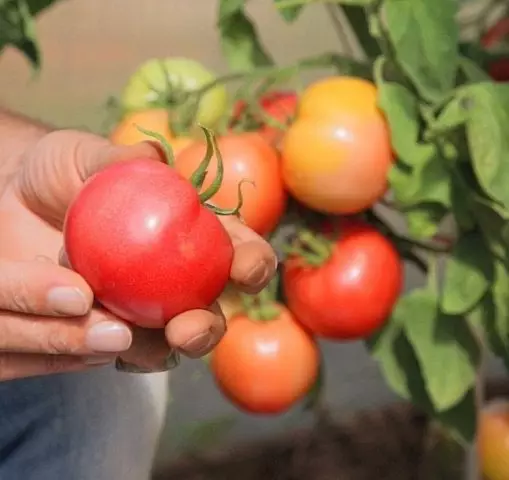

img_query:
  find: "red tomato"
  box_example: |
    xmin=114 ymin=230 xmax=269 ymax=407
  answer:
xmin=481 ymin=17 xmax=509 ymax=49
xmin=64 ymin=159 xmax=233 ymax=329
xmin=210 ymin=304 xmax=320 ymax=414
xmin=175 ymin=133 xmax=287 ymax=236
xmin=232 ymin=91 xmax=298 ymax=146
xmin=488 ymin=59 xmax=509 ymax=82
xmin=283 ymin=218 xmax=403 ymax=340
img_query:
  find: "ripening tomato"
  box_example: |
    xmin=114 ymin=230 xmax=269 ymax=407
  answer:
xmin=232 ymin=91 xmax=298 ymax=146
xmin=175 ymin=133 xmax=287 ymax=236
xmin=488 ymin=59 xmax=509 ymax=82
xmin=210 ymin=304 xmax=320 ymax=414
xmin=479 ymin=401 xmax=509 ymax=480
xmin=481 ymin=17 xmax=509 ymax=49
xmin=110 ymin=109 xmax=173 ymax=146
xmin=64 ymin=159 xmax=233 ymax=329
xmin=281 ymin=77 xmax=393 ymax=214
xmin=121 ymin=58 xmax=228 ymax=128
xmin=283 ymin=218 xmax=402 ymax=340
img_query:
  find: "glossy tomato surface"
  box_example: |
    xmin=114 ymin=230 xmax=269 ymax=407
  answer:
xmin=283 ymin=219 xmax=403 ymax=340
xmin=281 ymin=77 xmax=393 ymax=214
xmin=211 ymin=305 xmax=319 ymax=414
xmin=64 ymin=159 xmax=233 ymax=328
xmin=175 ymin=133 xmax=287 ymax=236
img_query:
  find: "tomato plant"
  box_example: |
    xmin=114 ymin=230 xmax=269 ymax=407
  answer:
xmin=175 ymin=133 xmax=287 ymax=236
xmin=283 ymin=218 xmax=402 ymax=340
xmin=281 ymin=77 xmax=393 ymax=215
xmin=210 ymin=290 xmax=320 ymax=414
xmin=120 ymin=57 xmax=228 ymax=130
xmin=64 ymin=128 xmax=239 ymax=329
xmin=231 ymin=91 xmax=298 ymax=147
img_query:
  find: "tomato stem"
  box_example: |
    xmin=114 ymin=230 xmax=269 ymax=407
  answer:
xmin=134 ymin=126 xmax=175 ymax=167
xmin=283 ymin=228 xmax=333 ymax=267
xmin=242 ymin=276 xmax=281 ymax=322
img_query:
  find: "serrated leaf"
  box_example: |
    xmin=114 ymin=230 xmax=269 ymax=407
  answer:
xmin=384 ymin=0 xmax=459 ymax=103
xmin=441 ymin=232 xmax=493 ymax=315
xmin=218 ymin=0 xmax=274 ymax=71
xmin=404 ymin=203 xmax=447 ymax=239
xmin=461 ymin=83 xmax=509 ymax=210
xmin=399 ymin=289 xmax=481 ymax=412
xmin=274 ymin=0 xmax=304 ymax=22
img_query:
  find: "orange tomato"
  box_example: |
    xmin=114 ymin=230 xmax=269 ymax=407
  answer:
xmin=110 ymin=109 xmax=173 ymax=146
xmin=479 ymin=401 xmax=509 ymax=480
xmin=210 ymin=304 xmax=319 ymax=414
xmin=175 ymin=133 xmax=287 ymax=236
xmin=281 ymin=76 xmax=393 ymax=214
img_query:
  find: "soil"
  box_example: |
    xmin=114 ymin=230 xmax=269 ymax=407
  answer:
xmin=155 ymin=379 xmax=509 ymax=480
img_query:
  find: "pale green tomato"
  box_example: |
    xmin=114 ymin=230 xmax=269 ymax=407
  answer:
xmin=120 ymin=57 xmax=228 ymax=128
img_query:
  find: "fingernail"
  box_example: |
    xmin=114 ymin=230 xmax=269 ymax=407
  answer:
xmin=243 ymin=262 xmax=269 ymax=289
xmin=85 ymin=356 xmax=115 ymax=366
xmin=179 ymin=332 xmax=211 ymax=357
xmin=115 ymin=351 xmax=180 ymax=373
xmin=47 ymin=287 xmax=89 ymax=316
xmin=85 ymin=321 xmax=132 ymax=353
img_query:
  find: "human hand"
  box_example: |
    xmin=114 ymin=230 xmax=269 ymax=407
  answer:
xmin=0 ymin=129 xmax=277 ymax=380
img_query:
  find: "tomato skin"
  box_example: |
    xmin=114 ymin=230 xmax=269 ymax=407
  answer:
xmin=488 ymin=59 xmax=509 ymax=83
xmin=210 ymin=305 xmax=319 ymax=414
xmin=283 ymin=219 xmax=403 ymax=340
xmin=64 ymin=159 xmax=233 ymax=329
xmin=479 ymin=402 xmax=509 ymax=480
xmin=121 ymin=58 xmax=228 ymax=128
xmin=175 ymin=133 xmax=287 ymax=236
xmin=281 ymin=77 xmax=393 ymax=214
xmin=110 ymin=109 xmax=173 ymax=146
xmin=232 ymin=91 xmax=298 ymax=146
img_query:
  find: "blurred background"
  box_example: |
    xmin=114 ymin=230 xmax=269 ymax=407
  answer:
xmin=0 ymin=1 xmax=506 ymax=478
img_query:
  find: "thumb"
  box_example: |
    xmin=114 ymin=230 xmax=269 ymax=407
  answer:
xmin=16 ymin=129 xmax=164 ymax=229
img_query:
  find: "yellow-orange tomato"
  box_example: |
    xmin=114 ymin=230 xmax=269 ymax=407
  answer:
xmin=210 ymin=305 xmax=319 ymax=414
xmin=479 ymin=401 xmax=509 ymax=480
xmin=110 ymin=109 xmax=173 ymax=146
xmin=175 ymin=133 xmax=287 ymax=236
xmin=281 ymin=77 xmax=393 ymax=214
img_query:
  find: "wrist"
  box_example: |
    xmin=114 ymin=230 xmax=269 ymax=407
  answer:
xmin=0 ymin=108 xmax=52 ymax=185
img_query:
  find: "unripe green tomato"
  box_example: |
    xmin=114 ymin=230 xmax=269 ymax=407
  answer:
xmin=121 ymin=57 xmax=228 ymax=128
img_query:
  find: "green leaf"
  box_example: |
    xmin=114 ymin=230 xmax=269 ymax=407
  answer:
xmin=384 ymin=0 xmax=459 ymax=103
xmin=457 ymin=56 xmax=491 ymax=85
xmin=400 ymin=289 xmax=481 ymax=412
xmin=441 ymin=232 xmax=494 ymax=315
xmin=404 ymin=203 xmax=447 ymax=239
xmin=0 ymin=0 xmax=40 ymax=69
xmin=487 ymin=261 xmax=509 ymax=368
xmin=273 ymin=0 xmax=304 ymax=22
xmin=366 ymin=315 xmax=428 ymax=402
xmin=218 ymin=0 xmax=274 ymax=71
xmin=462 ymin=83 xmax=509 ymax=210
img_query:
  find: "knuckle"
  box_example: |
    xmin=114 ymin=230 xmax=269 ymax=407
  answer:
xmin=0 ymin=274 xmax=38 ymax=314
xmin=44 ymin=327 xmax=76 ymax=355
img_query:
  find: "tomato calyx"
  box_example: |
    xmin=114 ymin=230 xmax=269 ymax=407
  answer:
xmin=283 ymin=228 xmax=334 ymax=267
xmin=137 ymin=125 xmax=250 ymax=216
xmin=241 ymin=277 xmax=281 ymax=322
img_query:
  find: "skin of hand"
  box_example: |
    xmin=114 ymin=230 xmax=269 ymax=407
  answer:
xmin=0 ymin=126 xmax=277 ymax=380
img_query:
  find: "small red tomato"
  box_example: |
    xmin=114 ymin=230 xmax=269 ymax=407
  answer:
xmin=283 ymin=218 xmax=403 ymax=340
xmin=64 ymin=159 xmax=233 ymax=329
xmin=488 ymin=59 xmax=509 ymax=83
xmin=232 ymin=91 xmax=298 ymax=146
xmin=210 ymin=304 xmax=320 ymax=414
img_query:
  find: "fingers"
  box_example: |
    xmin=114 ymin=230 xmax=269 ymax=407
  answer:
xmin=0 ymin=353 xmax=113 ymax=382
xmin=0 ymin=306 xmax=132 ymax=356
xmin=219 ymin=215 xmax=278 ymax=294
xmin=17 ymin=129 xmax=164 ymax=228
xmin=0 ymin=259 xmax=93 ymax=317
xmin=166 ymin=302 xmax=227 ymax=358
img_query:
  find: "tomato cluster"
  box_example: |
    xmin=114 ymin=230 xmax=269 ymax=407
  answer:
xmin=66 ymin=57 xmax=403 ymax=415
